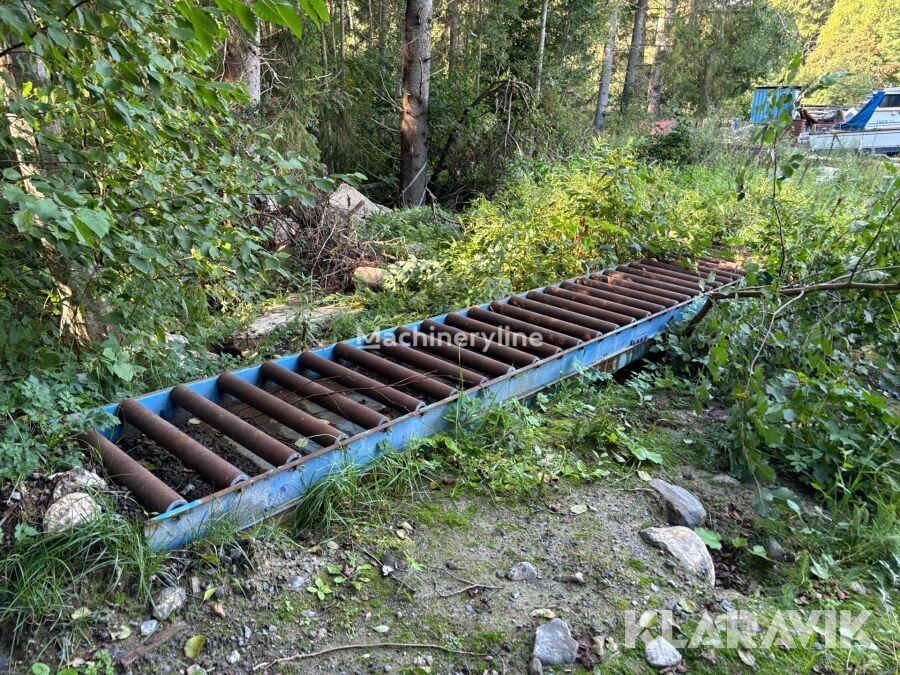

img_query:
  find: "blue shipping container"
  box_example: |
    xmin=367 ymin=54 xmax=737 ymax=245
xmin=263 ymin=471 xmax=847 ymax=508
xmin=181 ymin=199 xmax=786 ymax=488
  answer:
xmin=750 ymin=86 xmax=799 ymax=124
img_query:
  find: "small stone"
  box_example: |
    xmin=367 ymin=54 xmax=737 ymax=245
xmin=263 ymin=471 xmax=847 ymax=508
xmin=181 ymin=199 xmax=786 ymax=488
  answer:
xmin=153 ymin=586 xmax=186 ymax=621
xmin=848 ymin=581 xmax=868 ymax=595
xmin=186 ymin=666 xmax=207 ymax=675
xmin=382 ymin=666 xmax=393 ymax=673
xmin=226 ymin=650 xmax=241 ymax=665
xmin=446 ymin=560 xmax=460 ymax=570
xmin=527 ymin=656 xmax=543 ymax=675
xmin=644 ymin=636 xmax=682 ymax=668
xmin=649 ymin=479 xmax=707 ymax=527
xmin=640 ymin=527 xmax=715 ymax=587
xmin=43 ymin=492 xmax=101 ymax=533
xmin=243 ymin=625 xmax=253 ymax=639
xmin=140 ymin=619 xmax=158 ymax=637
xmin=710 ymin=473 xmax=741 ymax=486
xmin=287 ymin=574 xmax=307 ymax=591
xmin=764 ymin=537 xmax=788 ymax=561
xmin=507 ymin=561 xmax=538 ymax=581
xmin=532 ymin=618 xmax=578 ymax=665
xmin=51 ymin=468 xmax=106 ymax=502
xmin=590 ymin=635 xmax=605 ymax=660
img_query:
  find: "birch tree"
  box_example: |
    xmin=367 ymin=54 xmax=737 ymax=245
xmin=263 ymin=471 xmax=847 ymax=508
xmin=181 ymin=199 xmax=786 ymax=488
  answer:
xmin=620 ymin=0 xmax=648 ymax=111
xmin=534 ymin=0 xmax=551 ymax=101
xmin=593 ymin=10 xmax=618 ymax=134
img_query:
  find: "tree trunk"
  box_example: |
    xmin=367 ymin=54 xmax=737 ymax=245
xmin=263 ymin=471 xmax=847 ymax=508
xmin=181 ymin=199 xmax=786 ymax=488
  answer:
xmin=646 ymin=0 xmax=679 ymax=118
xmin=620 ymin=0 xmax=648 ymax=112
xmin=448 ymin=0 xmax=460 ymax=76
xmin=243 ymin=20 xmax=262 ymax=106
xmin=339 ymin=0 xmax=346 ymax=66
xmin=399 ymin=0 xmax=433 ymax=206
xmin=378 ymin=0 xmax=388 ymax=59
xmin=593 ymin=10 xmax=618 ymax=135
xmin=534 ymin=0 xmax=550 ymax=102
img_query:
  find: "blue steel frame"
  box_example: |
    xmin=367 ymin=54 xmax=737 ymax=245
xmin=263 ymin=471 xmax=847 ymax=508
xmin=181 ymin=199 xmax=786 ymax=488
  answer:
xmin=92 ymin=273 xmax=713 ymax=550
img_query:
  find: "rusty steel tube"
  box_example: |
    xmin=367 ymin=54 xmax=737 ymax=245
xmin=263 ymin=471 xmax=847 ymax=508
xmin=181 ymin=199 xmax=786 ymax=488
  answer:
xmin=527 ymin=290 xmax=635 ymax=326
xmin=596 ymin=272 xmax=692 ymax=301
xmin=574 ymin=278 xmax=676 ymax=308
xmin=621 ymin=266 xmax=709 ymax=292
xmin=552 ymin=283 xmax=657 ymax=316
xmin=371 ymin=334 xmax=488 ymax=388
xmin=575 ymin=274 xmax=678 ymax=307
xmin=421 ymin=320 xmax=539 ymax=368
xmin=299 ymin=351 xmax=425 ymax=414
xmin=218 ymin=373 xmax=346 ymax=446
xmin=333 ymin=342 xmax=458 ymax=401
xmin=444 ymin=313 xmax=561 ymax=359
xmin=504 ymin=298 xmax=610 ymax=336
xmin=468 ymin=306 xmax=582 ymax=350
xmin=170 ymin=385 xmax=301 ymax=466
xmin=628 ymin=262 xmax=722 ymax=288
xmin=260 ymin=362 xmax=388 ymax=429
xmin=80 ymin=429 xmax=187 ymax=513
xmin=395 ymin=326 xmax=514 ymax=378
xmin=644 ymin=259 xmax=737 ymax=283
xmin=700 ymin=256 xmax=746 ymax=274
xmin=120 ymin=398 xmax=248 ymax=488
xmin=694 ymin=261 xmax=741 ymax=281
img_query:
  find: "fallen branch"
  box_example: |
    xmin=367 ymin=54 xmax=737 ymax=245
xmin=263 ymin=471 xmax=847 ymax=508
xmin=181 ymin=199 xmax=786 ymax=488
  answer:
xmin=710 ymin=279 xmax=900 ymax=299
xmin=121 ymin=621 xmax=187 ymax=666
xmin=253 ymin=642 xmax=489 ymax=670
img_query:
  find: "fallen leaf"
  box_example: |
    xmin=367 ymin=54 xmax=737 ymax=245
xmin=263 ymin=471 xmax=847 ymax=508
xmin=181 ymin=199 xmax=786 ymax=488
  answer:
xmin=70 ymin=607 xmax=91 ymax=621
xmin=531 ymin=608 xmax=556 ymax=619
xmin=569 ymin=504 xmax=588 ymax=515
xmin=637 ymin=470 xmax=652 ymax=481
xmin=294 ymin=436 xmax=309 ymax=449
xmin=202 ymin=587 xmax=216 ymax=602
xmin=210 ymin=603 xmax=225 ymax=618
xmin=184 ymin=635 xmax=206 ymax=660
xmin=395 ymin=529 xmax=407 ymax=539
xmin=372 ymin=624 xmax=390 ymax=633
xmin=638 ymin=611 xmax=658 ymax=629
xmin=110 ymin=625 xmax=131 ymax=640
xmin=187 ymin=417 xmax=201 ymax=425
xmin=325 ymin=541 xmax=339 ymax=550
xmin=738 ymin=648 xmax=756 ymax=666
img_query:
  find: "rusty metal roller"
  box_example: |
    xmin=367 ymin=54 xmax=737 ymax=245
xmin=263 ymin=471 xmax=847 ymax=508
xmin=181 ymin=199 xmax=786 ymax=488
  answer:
xmin=217 ymin=373 xmax=347 ymax=446
xmin=700 ymin=256 xmax=745 ymax=274
xmin=593 ymin=273 xmax=691 ymax=301
xmin=170 ymin=385 xmax=301 ymax=465
xmin=394 ymin=326 xmax=514 ymax=378
xmin=552 ymin=283 xmax=658 ymax=316
xmin=80 ymin=429 xmax=188 ymax=514
xmin=299 ymin=351 xmax=425 ymax=414
xmin=332 ymin=342 xmax=458 ymax=401
xmin=628 ymin=262 xmax=723 ymax=288
xmin=618 ymin=266 xmax=707 ymax=293
xmin=468 ymin=306 xmax=581 ymax=350
xmin=526 ymin=290 xmax=636 ymax=326
xmin=444 ymin=312 xmax=561 ymax=359
xmin=574 ymin=278 xmax=677 ymax=308
xmin=504 ymin=297 xmax=610 ymax=336
xmin=420 ymin=320 xmax=539 ymax=368
xmin=369 ymin=334 xmax=488 ymax=389
xmin=260 ymin=361 xmax=388 ymax=430
xmin=693 ymin=262 xmax=741 ymax=281
xmin=643 ymin=259 xmax=737 ymax=283
xmin=120 ymin=398 xmax=249 ymax=488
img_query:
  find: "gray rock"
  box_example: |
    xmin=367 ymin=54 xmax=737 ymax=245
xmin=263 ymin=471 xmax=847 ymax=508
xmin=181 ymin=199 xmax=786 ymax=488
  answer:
xmin=51 ymin=468 xmax=106 ymax=501
xmin=765 ymin=537 xmax=788 ymax=561
xmin=226 ymin=650 xmax=241 ymax=665
xmin=710 ymin=473 xmax=741 ymax=486
xmin=527 ymin=656 xmax=543 ymax=674
xmin=649 ymin=479 xmax=706 ymax=527
xmin=644 ymin=636 xmax=682 ymax=668
xmin=140 ymin=619 xmax=158 ymax=637
xmin=507 ymin=561 xmax=538 ymax=581
xmin=532 ymin=618 xmax=578 ymax=665
xmin=353 ymin=266 xmax=387 ymax=289
xmin=848 ymin=581 xmax=868 ymax=595
xmin=44 ymin=492 xmax=101 ymax=532
xmin=287 ymin=574 xmax=307 ymax=591
xmin=640 ymin=527 xmax=715 ymax=587
xmin=153 ymin=586 xmax=186 ymax=621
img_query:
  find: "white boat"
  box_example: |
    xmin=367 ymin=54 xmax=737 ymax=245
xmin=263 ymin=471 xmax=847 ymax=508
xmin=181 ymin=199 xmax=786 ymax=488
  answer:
xmin=807 ymin=87 xmax=900 ymax=155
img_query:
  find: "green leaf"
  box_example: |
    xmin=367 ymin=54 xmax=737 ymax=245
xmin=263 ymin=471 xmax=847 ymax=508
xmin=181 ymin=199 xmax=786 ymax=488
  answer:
xmin=184 ymin=635 xmax=207 ymax=659
xmin=693 ymin=527 xmax=722 ymax=550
